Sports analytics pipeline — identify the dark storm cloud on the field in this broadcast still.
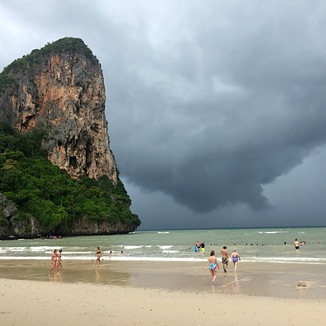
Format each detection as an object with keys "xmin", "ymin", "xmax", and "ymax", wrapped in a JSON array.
[
  {"xmin": 1, "ymin": 1, "xmax": 326, "ymax": 225},
  {"xmin": 104, "ymin": 0, "xmax": 326, "ymax": 214}
]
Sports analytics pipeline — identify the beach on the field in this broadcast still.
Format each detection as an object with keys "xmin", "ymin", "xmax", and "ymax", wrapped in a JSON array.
[{"xmin": 0, "ymin": 260, "xmax": 325, "ymax": 325}]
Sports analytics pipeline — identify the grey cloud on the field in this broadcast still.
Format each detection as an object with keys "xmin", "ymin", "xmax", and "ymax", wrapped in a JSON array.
[{"xmin": 1, "ymin": 0, "xmax": 326, "ymax": 227}]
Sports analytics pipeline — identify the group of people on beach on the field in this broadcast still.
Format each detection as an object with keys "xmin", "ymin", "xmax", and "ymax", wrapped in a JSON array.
[
  {"xmin": 206, "ymin": 246, "xmax": 240, "ymax": 284},
  {"xmin": 49, "ymin": 249, "xmax": 63, "ymax": 274}
]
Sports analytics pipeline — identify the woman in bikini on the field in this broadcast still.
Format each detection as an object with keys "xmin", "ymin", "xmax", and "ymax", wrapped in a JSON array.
[
  {"xmin": 56, "ymin": 249, "xmax": 63, "ymax": 273},
  {"xmin": 49, "ymin": 249, "xmax": 58, "ymax": 274},
  {"xmin": 231, "ymin": 249, "xmax": 241, "ymax": 273},
  {"xmin": 95, "ymin": 246, "xmax": 102, "ymax": 264},
  {"xmin": 207, "ymin": 250, "xmax": 219, "ymax": 284}
]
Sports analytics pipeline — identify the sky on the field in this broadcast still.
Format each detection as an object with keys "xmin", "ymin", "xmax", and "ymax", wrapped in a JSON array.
[{"xmin": 1, "ymin": 0, "xmax": 326, "ymax": 229}]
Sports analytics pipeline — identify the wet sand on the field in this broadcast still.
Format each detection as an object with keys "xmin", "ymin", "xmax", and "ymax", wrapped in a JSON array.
[
  {"xmin": 0, "ymin": 260, "xmax": 326, "ymax": 325},
  {"xmin": 0, "ymin": 260, "xmax": 325, "ymax": 299}
]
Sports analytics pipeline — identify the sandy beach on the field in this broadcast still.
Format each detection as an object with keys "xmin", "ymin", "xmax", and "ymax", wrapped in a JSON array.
[{"xmin": 0, "ymin": 260, "xmax": 326, "ymax": 325}]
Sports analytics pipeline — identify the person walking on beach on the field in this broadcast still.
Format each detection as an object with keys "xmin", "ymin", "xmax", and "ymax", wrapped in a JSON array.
[
  {"xmin": 221, "ymin": 246, "xmax": 228, "ymax": 273},
  {"xmin": 96, "ymin": 246, "xmax": 102, "ymax": 264},
  {"xmin": 49, "ymin": 249, "xmax": 58, "ymax": 274},
  {"xmin": 231, "ymin": 249, "xmax": 241, "ymax": 273},
  {"xmin": 294, "ymin": 239, "xmax": 300, "ymax": 251},
  {"xmin": 207, "ymin": 250, "xmax": 219, "ymax": 284},
  {"xmin": 56, "ymin": 249, "xmax": 62, "ymax": 273}
]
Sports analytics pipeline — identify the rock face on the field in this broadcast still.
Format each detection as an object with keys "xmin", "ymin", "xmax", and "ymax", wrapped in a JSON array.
[
  {"xmin": 0, "ymin": 38, "xmax": 140, "ymax": 238},
  {"xmin": 0, "ymin": 38, "xmax": 117, "ymax": 183}
]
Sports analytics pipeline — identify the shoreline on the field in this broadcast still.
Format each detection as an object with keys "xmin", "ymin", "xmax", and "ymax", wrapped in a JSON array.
[{"xmin": 1, "ymin": 260, "xmax": 326, "ymax": 325}]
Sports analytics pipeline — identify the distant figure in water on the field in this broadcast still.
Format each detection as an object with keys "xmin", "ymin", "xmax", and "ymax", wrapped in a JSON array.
[
  {"xmin": 207, "ymin": 250, "xmax": 219, "ymax": 284},
  {"xmin": 231, "ymin": 249, "xmax": 241, "ymax": 273},
  {"xmin": 96, "ymin": 246, "xmax": 102, "ymax": 264},
  {"xmin": 49, "ymin": 249, "xmax": 58, "ymax": 274},
  {"xmin": 294, "ymin": 239, "xmax": 300, "ymax": 251}
]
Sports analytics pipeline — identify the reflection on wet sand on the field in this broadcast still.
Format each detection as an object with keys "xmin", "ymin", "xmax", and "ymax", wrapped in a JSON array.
[
  {"xmin": 0, "ymin": 260, "xmax": 132, "ymax": 286},
  {"xmin": 0, "ymin": 260, "xmax": 325, "ymax": 299}
]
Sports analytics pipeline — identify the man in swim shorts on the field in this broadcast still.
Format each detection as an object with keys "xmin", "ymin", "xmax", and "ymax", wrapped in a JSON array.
[
  {"xmin": 294, "ymin": 239, "xmax": 300, "ymax": 251},
  {"xmin": 221, "ymin": 246, "xmax": 228, "ymax": 273}
]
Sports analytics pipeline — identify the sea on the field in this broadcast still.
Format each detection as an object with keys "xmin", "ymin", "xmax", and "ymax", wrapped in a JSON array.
[{"xmin": 0, "ymin": 227, "xmax": 325, "ymax": 265}]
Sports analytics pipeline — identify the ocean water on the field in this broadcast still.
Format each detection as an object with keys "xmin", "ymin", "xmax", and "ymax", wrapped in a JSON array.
[{"xmin": 0, "ymin": 227, "xmax": 325, "ymax": 264}]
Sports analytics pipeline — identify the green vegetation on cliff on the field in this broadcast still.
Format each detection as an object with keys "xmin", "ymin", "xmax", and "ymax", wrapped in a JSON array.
[
  {"xmin": 0, "ymin": 37, "xmax": 97, "ymax": 93},
  {"xmin": 0, "ymin": 123, "xmax": 140, "ymax": 236}
]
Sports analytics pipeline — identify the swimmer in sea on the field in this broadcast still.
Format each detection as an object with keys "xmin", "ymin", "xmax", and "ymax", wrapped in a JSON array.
[
  {"xmin": 231, "ymin": 249, "xmax": 241, "ymax": 273},
  {"xmin": 207, "ymin": 250, "xmax": 219, "ymax": 284}
]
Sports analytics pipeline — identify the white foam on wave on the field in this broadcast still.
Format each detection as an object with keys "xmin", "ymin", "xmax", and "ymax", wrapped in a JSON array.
[
  {"xmin": 30, "ymin": 246, "xmax": 58, "ymax": 251},
  {"xmin": 257, "ymin": 231, "xmax": 288, "ymax": 234},
  {"xmin": 123, "ymin": 245, "xmax": 143, "ymax": 250},
  {"xmin": 246, "ymin": 256, "xmax": 326, "ymax": 264},
  {"xmin": 108, "ymin": 256, "xmax": 205, "ymax": 262},
  {"xmin": 8, "ymin": 248, "xmax": 26, "ymax": 252},
  {"xmin": 158, "ymin": 245, "xmax": 173, "ymax": 249},
  {"xmin": 60, "ymin": 251, "xmax": 92, "ymax": 255},
  {"xmin": 0, "ymin": 255, "xmax": 325, "ymax": 265}
]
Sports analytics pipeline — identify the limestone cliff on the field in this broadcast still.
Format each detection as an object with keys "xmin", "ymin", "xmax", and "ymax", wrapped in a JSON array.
[
  {"xmin": 0, "ymin": 37, "xmax": 117, "ymax": 183},
  {"xmin": 0, "ymin": 38, "xmax": 141, "ymax": 239}
]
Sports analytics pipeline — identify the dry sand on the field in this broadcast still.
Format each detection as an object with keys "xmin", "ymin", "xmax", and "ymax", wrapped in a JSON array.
[{"xmin": 0, "ymin": 260, "xmax": 325, "ymax": 325}]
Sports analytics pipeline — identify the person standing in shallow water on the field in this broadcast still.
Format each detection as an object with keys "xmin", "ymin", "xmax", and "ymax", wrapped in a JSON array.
[
  {"xmin": 200, "ymin": 241, "xmax": 205, "ymax": 254},
  {"xmin": 231, "ymin": 249, "xmax": 241, "ymax": 273},
  {"xmin": 207, "ymin": 250, "xmax": 219, "ymax": 284},
  {"xmin": 56, "ymin": 249, "xmax": 62, "ymax": 273},
  {"xmin": 221, "ymin": 246, "xmax": 229, "ymax": 273},
  {"xmin": 294, "ymin": 239, "xmax": 300, "ymax": 251},
  {"xmin": 96, "ymin": 246, "xmax": 102, "ymax": 264},
  {"xmin": 49, "ymin": 249, "xmax": 58, "ymax": 274}
]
